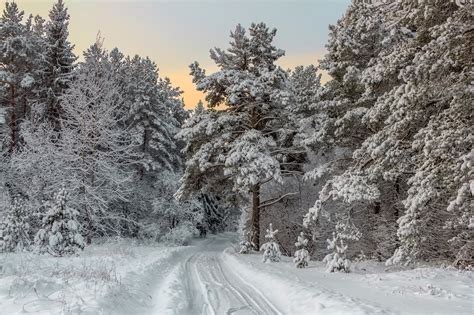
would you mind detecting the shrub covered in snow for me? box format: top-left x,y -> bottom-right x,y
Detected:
35,188 -> 85,256
261,223 -> 281,263
239,240 -> 255,254
161,222 -> 198,246
238,230 -> 255,254
293,232 -> 310,268
0,198 -> 30,252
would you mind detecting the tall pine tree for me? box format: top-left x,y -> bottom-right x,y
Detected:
177,23 -> 305,248
0,2 -> 44,153
36,0 -> 75,130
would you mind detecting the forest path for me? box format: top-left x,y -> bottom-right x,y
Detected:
153,233 -> 282,315
150,233 -> 473,315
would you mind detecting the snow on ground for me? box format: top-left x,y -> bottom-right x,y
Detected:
154,233 -> 281,315
0,238 -> 185,314
224,245 -> 474,315
0,234 -> 472,315
154,233 -> 473,315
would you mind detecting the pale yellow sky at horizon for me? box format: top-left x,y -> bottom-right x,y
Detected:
6,0 -> 347,108
167,51 -> 329,109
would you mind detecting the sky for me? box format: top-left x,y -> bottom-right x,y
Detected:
8,0 -> 350,108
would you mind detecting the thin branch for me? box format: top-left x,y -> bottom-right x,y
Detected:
259,192 -> 299,209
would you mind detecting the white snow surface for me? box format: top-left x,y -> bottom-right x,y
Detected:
0,234 -> 472,314
0,238 -> 185,314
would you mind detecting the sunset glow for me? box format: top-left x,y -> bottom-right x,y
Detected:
10,0 -> 349,107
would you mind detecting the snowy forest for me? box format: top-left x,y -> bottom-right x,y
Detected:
0,0 -> 472,314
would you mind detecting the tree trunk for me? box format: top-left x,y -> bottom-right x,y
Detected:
140,128 -> 149,179
250,184 -> 261,250
8,85 -> 18,154
85,209 -> 93,245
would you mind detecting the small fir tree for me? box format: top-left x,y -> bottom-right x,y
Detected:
238,231 -> 255,254
239,241 -> 254,254
324,232 -> 350,273
260,223 -> 281,263
0,198 -> 30,252
35,188 -> 85,256
293,232 -> 310,268
323,216 -> 361,273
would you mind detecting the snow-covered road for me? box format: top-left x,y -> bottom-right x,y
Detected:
1,234 -> 471,314
152,234 -> 473,315
154,234 -> 281,314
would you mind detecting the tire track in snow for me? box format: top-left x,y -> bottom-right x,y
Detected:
217,254 -> 281,315
155,235 -> 282,315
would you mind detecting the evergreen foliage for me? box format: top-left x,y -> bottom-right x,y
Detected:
35,188 -> 84,256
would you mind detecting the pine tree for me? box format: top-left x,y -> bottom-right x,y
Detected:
177,23 -> 305,249
194,100 -> 205,115
35,188 -> 85,256
297,1 -> 472,268
293,232 -> 310,268
0,2 -> 44,153
298,3 -> 396,263
382,3 -> 473,266
0,198 -> 30,252
36,0 -> 76,129
323,214 -> 361,273
289,65 -> 322,148
239,239 -> 254,254
125,56 -> 184,174
199,193 -> 228,234
261,223 -> 281,263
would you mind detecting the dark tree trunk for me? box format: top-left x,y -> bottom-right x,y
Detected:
139,129 -> 149,179
85,206 -> 94,245
250,184 -> 261,250
373,201 -> 381,215
8,85 -> 18,154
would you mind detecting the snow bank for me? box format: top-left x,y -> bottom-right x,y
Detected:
223,248 -> 383,314
223,248 -> 474,314
0,238 -> 183,314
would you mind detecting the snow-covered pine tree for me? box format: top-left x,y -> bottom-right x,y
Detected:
35,188 -> 84,256
380,2 -> 473,266
177,23 -> 305,249
199,193 -> 228,234
0,198 -> 30,252
0,2 -> 44,153
239,239 -> 254,254
36,0 -> 76,130
193,100 -> 205,116
289,65 -> 323,149
297,2 -> 399,262
324,1 -> 473,266
126,56 -> 184,174
316,3 -> 389,151
293,232 -> 310,268
261,223 -> 281,263
107,51 -> 189,238
324,231 -> 350,273
323,214 -> 361,273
